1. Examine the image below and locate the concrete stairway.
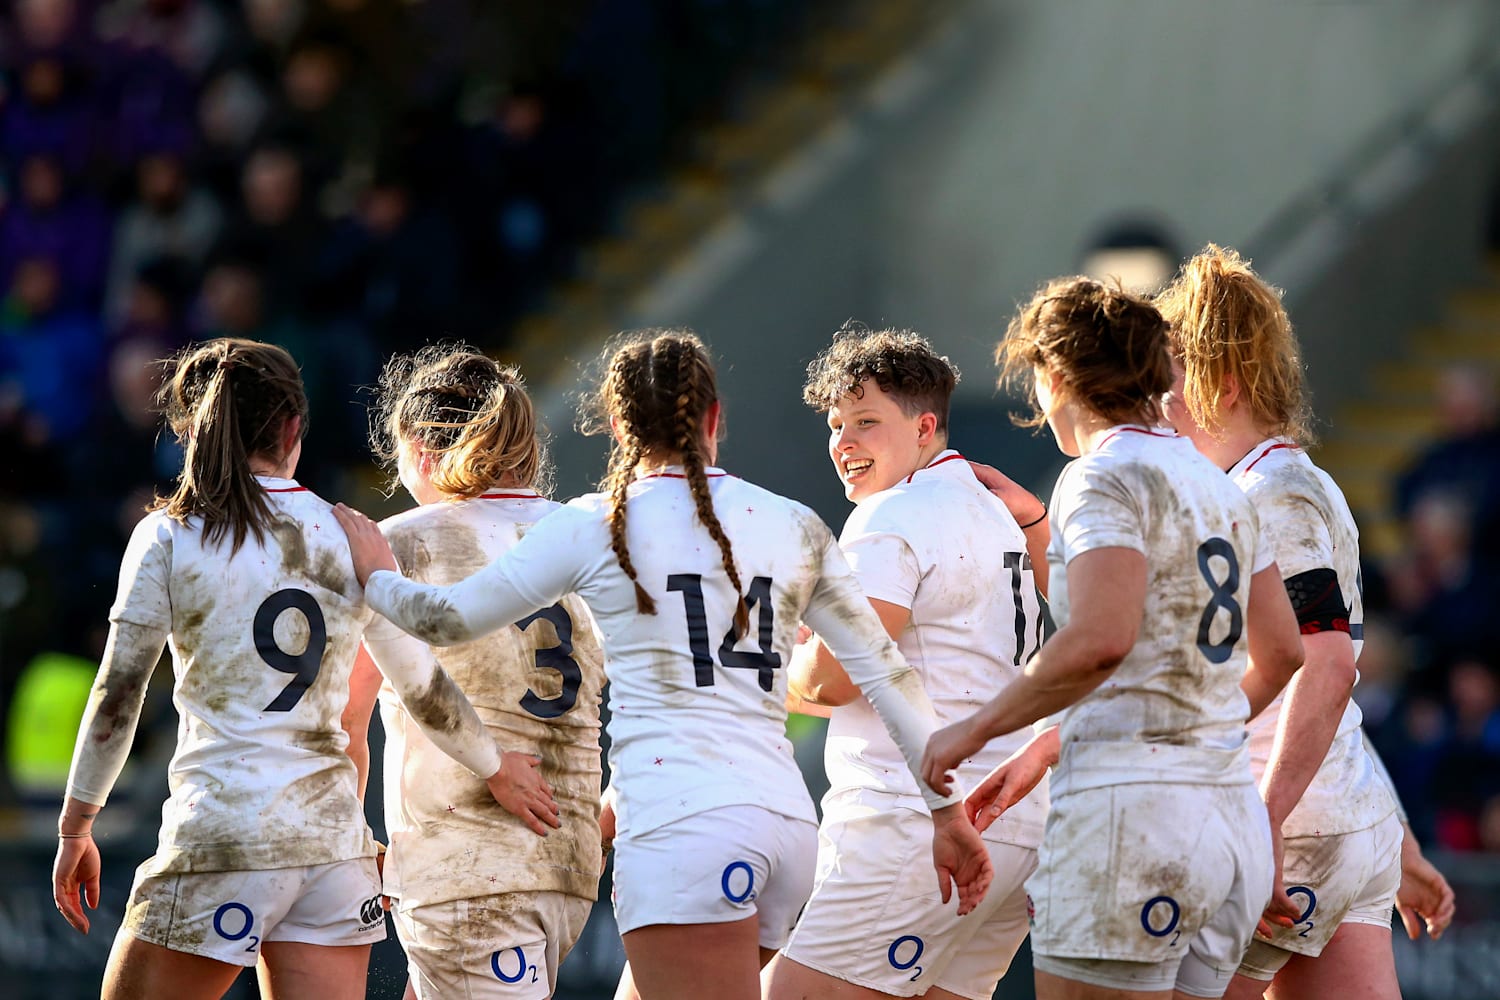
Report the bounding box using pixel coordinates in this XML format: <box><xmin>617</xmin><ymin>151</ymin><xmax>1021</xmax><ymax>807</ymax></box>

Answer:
<box><xmin>1314</xmin><ymin>256</ymin><xmax>1500</xmax><ymax>560</ymax></box>
<box><xmin>499</xmin><ymin>0</ymin><xmax>960</xmax><ymax>379</ymax></box>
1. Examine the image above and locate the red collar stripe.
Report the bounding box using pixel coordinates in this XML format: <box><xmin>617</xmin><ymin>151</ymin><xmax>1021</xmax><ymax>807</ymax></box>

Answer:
<box><xmin>1243</xmin><ymin>442</ymin><xmax>1300</xmax><ymax>475</ymax></box>
<box><xmin>264</xmin><ymin>486</ymin><xmax>309</xmax><ymax>493</ymax></box>
<box><xmin>1097</xmin><ymin>427</ymin><xmax>1176</xmax><ymax>450</ymax></box>
<box><xmin>906</xmin><ymin>452</ymin><xmax>966</xmax><ymax>484</ymax></box>
<box><xmin>478</xmin><ymin>492</ymin><xmax>538</xmax><ymax>500</ymax></box>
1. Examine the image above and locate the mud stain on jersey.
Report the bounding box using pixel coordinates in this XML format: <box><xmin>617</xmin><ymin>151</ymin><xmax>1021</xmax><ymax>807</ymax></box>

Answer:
<box><xmin>389</xmin><ymin>589</ymin><xmax>471</xmax><ymax>646</ymax></box>
<box><xmin>272</xmin><ymin>518</ymin><xmax>309</xmax><ymax>576</ymax></box>
<box><xmin>405</xmin><ymin>669</ymin><xmax>471</xmax><ymax>735</ymax></box>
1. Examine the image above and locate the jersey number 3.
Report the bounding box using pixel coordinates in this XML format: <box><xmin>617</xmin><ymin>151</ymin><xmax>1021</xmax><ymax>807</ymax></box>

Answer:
<box><xmin>516</xmin><ymin>604</ymin><xmax>583</xmax><ymax>719</ymax></box>
<box><xmin>254</xmin><ymin>589</ymin><xmax>327</xmax><ymax>712</ymax></box>
<box><xmin>667</xmin><ymin>574</ymin><xmax>782</xmax><ymax>691</ymax></box>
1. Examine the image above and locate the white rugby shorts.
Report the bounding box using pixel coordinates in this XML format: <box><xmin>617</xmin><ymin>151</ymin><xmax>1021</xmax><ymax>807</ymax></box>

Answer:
<box><xmin>782</xmin><ymin>789</ymin><xmax>1035</xmax><ymax>999</ymax></box>
<box><xmin>611</xmin><ymin>804</ymin><xmax>817</xmax><ymax>949</ymax></box>
<box><xmin>1237</xmin><ymin>808</ymin><xmax>1402</xmax><ymax>980</ymax></box>
<box><xmin>394</xmin><ymin>890</ymin><xmax>593</xmax><ymax>1000</ymax></box>
<box><xmin>119</xmin><ymin>857</ymin><xmax>385</xmax><ymax>966</ymax></box>
<box><xmin>1029</xmin><ymin>781</ymin><xmax>1272</xmax><ymax>999</ymax></box>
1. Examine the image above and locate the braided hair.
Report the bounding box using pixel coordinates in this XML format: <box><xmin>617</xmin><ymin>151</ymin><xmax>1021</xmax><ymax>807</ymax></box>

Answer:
<box><xmin>581</xmin><ymin>330</ymin><xmax>748</xmax><ymax>636</ymax></box>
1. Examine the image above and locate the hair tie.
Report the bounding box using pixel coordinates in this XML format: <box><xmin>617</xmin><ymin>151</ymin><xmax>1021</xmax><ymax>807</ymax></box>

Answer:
<box><xmin>217</xmin><ymin>358</ymin><xmax>236</xmax><ymax>373</ymax></box>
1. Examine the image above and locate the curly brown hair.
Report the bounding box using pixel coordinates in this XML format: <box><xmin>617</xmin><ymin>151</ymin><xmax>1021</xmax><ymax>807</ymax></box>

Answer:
<box><xmin>997</xmin><ymin>276</ymin><xmax>1171</xmax><ymax>429</ymax></box>
<box><xmin>152</xmin><ymin>337</ymin><xmax>309</xmax><ymax>553</ymax></box>
<box><xmin>802</xmin><ymin>325</ymin><xmax>959</xmax><ymax>433</ymax></box>
<box><xmin>371</xmin><ymin>343</ymin><xmax>550</xmax><ymax>500</ymax></box>
<box><xmin>578</xmin><ymin>329</ymin><xmax>748</xmax><ymax>637</ymax></box>
<box><xmin>1155</xmin><ymin>244</ymin><xmax>1314</xmax><ymax>445</ymax></box>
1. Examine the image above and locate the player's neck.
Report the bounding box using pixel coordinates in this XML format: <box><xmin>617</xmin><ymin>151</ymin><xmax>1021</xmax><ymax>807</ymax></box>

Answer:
<box><xmin>1196</xmin><ymin>411</ymin><xmax>1272</xmax><ymax>471</ymax></box>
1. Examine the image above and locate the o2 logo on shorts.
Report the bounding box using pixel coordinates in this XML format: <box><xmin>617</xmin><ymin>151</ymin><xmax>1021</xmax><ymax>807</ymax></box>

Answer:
<box><xmin>358</xmin><ymin>896</ymin><xmax>385</xmax><ymax>930</ymax></box>
<box><xmin>1286</xmin><ymin>886</ymin><xmax>1317</xmax><ymax>939</ymax></box>
<box><xmin>213</xmin><ymin>901</ymin><xmax>259</xmax><ymax>954</ymax></box>
<box><xmin>491</xmin><ymin>947</ymin><xmax>539</xmax><ymax>985</ymax></box>
<box><xmin>721</xmin><ymin>861</ymin><xmax>757</xmax><ymax>905</ymax></box>
<box><xmin>1139</xmin><ymin>895</ymin><xmax>1181</xmax><ymax>946</ymax></box>
<box><xmin>888</xmin><ymin>935</ymin><xmax>924</xmax><ymax>982</ymax></box>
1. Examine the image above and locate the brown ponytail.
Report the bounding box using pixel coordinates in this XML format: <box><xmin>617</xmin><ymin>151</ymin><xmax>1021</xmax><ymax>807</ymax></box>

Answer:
<box><xmin>152</xmin><ymin>338</ymin><xmax>309</xmax><ymax>553</ymax></box>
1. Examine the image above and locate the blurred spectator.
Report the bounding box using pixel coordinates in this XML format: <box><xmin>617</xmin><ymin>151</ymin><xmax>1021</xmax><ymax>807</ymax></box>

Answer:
<box><xmin>104</xmin><ymin>150</ymin><xmax>222</xmax><ymax>323</ymax></box>
<box><xmin>94</xmin><ymin>0</ymin><xmax>230</xmax><ymax>80</ymax></box>
<box><xmin>1427</xmin><ymin>658</ymin><xmax>1500</xmax><ymax>851</ymax></box>
<box><xmin>1</xmin><ymin>53</ymin><xmax>95</xmax><ymax>180</ymax></box>
<box><xmin>0</xmin><ymin>254</ymin><xmax>105</xmax><ymax>449</ymax></box>
<box><xmin>0</xmin><ymin>153</ymin><xmax>112</xmax><ymax>308</ymax></box>
<box><xmin>217</xmin><ymin>142</ymin><xmax>326</xmax><ymax>311</ymax></box>
<box><xmin>112</xmin><ymin>254</ymin><xmax>193</xmax><ymax>345</ymax></box>
<box><xmin>318</xmin><ymin>167</ymin><xmax>461</xmax><ymax>348</ymax></box>
<box><xmin>194</xmin><ymin>65</ymin><xmax>273</xmax><ymax>198</ymax></box>
<box><xmin>1395</xmin><ymin>366</ymin><xmax>1500</xmax><ymax>559</ymax></box>
<box><xmin>1387</xmin><ymin>490</ymin><xmax>1500</xmax><ymax>672</ymax></box>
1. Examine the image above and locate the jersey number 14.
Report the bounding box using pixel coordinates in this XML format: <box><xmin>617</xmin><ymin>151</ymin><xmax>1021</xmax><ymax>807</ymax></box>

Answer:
<box><xmin>667</xmin><ymin>574</ymin><xmax>782</xmax><ymax>692</ymax></box>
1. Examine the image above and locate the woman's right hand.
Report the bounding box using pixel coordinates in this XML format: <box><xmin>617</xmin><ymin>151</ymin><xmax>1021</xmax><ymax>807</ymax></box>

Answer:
<box><xmin>930</xmin><ymin>804</ymin><xmax>993</xmax><ymax>915</ymax></box>
<box><xmin>332</xmin><ymin>504</ymin><xmax>399</xmax><ymax>586</ymax></box>
<box><xmin>53</xmin><ymin>835</ymin><xmax>101</xmax><ymax>935</ymax></box>
<box><xmin>486</xmin><ymin>751</ymin><xmax>561</xmax><ymax>837</ymax></box>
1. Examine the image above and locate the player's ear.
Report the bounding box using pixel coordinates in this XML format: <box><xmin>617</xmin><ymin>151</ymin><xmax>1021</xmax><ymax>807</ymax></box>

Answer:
<box><xmin>1221</xmin><ymin>372</ymin><xmax>1242</xmax><ymax>409</ymax></box>
<box><xmin>916</xmin><ymin>411</ymin><xmax>939</xmax><ymax>446</ymax></box>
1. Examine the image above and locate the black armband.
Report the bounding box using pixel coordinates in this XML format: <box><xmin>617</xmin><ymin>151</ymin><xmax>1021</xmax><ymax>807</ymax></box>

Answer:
<box><xmin>1283</xmin><ymin>567</ymin><xmax>1351</xmax><ymax>635</ymax></box>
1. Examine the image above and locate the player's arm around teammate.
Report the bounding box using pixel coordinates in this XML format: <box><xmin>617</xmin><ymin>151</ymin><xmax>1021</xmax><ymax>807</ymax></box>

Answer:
<box><xmin>335</xmin><ymin>330</ymin><xmax>993</xmax><ymax>1000</ymax></box>
<box><xmin>1160</xmin><ymin>247</ymin><xmax>1406</xmax><ymax>1000</ymax></box>
<box><xmin>768</xmin><ymin>329</ymin><xmax>1048</xmax><ymax>1000</ymax></box>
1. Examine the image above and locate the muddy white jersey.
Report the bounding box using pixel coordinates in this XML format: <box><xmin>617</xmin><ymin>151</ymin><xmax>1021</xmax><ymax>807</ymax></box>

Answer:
<box><xmin>826</xmin><ymin>450</ymin><xmax>1048</xmax><ymax>848</ymax></box>
<box><xmin>1230</xmin><ymin>439</ymin><xmax>1396</xmax><ymax>836</ymax></box>
<box><xmin>1048</xmin><ymin>428</ymin><xmax>1269</xmax><ymax>795</ymax></box>
<box><xmin>73</xmin><ymin>477</ymin><xmax>375</xmax><ymax>874</ymax></box>
<box><xmin>367</xmin><ymin>489</ymin><xmax>606</xmax><ymax>905</ymax></box>
<box><xmin>364</xmin><ymin>467</ymin><xmax>957</xmax><ymax>840</ymax></box>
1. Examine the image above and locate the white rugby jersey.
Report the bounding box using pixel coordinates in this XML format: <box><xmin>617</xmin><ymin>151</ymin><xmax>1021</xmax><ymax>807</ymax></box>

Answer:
<box><xmin>68</xmin><ymin>478</ymin><xmax>376</xmax><ymax>874</ymax></box>
<box><xmin>1230</xmin><ymin>438</ymin><xmax>1396</xmax><ymax>836</ymax></box>
<box><xmin>826</xmin><ymin>450</ymin><xmax>1048</xmax><ymax>848</ymax></box>
<box><xmin>365</xmin><ymin>467</ymin><xmax>958</xmax><ymax>839</ymax></box>
<box><xmin>1048</xmin><ymin>428</ymin><xmax>1269</xmax><ymax>795</ymax></box>
<box><xmin>367</xmin><ymin>489</ymin><xmax>606</xmax><ymax>905</ymax></box>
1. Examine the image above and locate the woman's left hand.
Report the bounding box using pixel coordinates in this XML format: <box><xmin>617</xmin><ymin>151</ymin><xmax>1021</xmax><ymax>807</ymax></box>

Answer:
<box><xmin>333</xmin><ymin>504</ymin><xmax>399</xmax><ymax>586</ymax></box>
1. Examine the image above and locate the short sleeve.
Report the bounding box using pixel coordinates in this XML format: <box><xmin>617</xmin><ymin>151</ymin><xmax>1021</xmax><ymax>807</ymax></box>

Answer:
<box><xmin>1055</xmin><ymin>460</ymin><xmax>1146</xmax><ymax>562</ymax></box>
<box><xmin>841</xmin><ymin>503</ymin><xmax>922</xmax><ymax>610</ymax></box>
<box><xmin>109</xmin><ymin>514</ymin><xmax>173</xmax><ymax>631</ymax></box>
<box><xmin>1252</xmin><ymin>484</ymin><xmax>1330</xmax><ymax>579</ymax></box>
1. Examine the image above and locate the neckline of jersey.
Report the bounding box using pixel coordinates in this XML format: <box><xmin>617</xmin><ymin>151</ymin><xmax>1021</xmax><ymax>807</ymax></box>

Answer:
<box><xmin>634</xmin><ymin>466</ymin><xmax>728</xmax><ymax>481</ymax></box>
<box><xmin>1096</xmin><ymin>425</ymin><xmax>1177</xmax><ymax>450</ymax></box>
<box><xmin>256</xmin><ymin>475</ymin><xmax>306</xmax><ymax>493</ymax></box>
<box><xmin>904</xmin><ymin>450</ymin><xmax>965</xmax><ymax>484</ymax></box>
<box><xmin>1237</xmin><ymin>439</ymin><xmax>1301</xmax><ymax>476</ymax></box>
<box><xmin>477</xmin><ymin>490</ymin><xmax>541</xmax><ymax>500</ymax></box>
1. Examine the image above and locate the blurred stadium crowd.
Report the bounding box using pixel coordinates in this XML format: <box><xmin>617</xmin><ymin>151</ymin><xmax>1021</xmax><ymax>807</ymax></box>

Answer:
<box><xmin>1</xmin><ymin>0</ymin><xmax>1498</xmax><ymax>865</ymax></box>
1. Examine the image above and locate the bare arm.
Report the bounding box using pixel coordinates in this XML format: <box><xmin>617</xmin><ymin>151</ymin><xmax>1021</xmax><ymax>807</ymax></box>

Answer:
<box><xmin>788</xmin><ymin>598</ymin><xmax>911</xmax><ymax>708</ymax></box>
<box><xmin>1259</xmin><ymin>630</ymin><xmax>1353</xmax><ymax>829</ymax></box>
<box><xmin>1240</xmin><ymin>563</ymin><xmax>1304</xmax><ymax>720</ymax></box>
<box><xmin>343</xmin><ymin>643</ymin><xmax>383</xmax><ymax>802</ymax></box>
<box><xmin>923</xmin><ymin>546</ymin><xmax>1144</xmax><ymax>794</ymax></box>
